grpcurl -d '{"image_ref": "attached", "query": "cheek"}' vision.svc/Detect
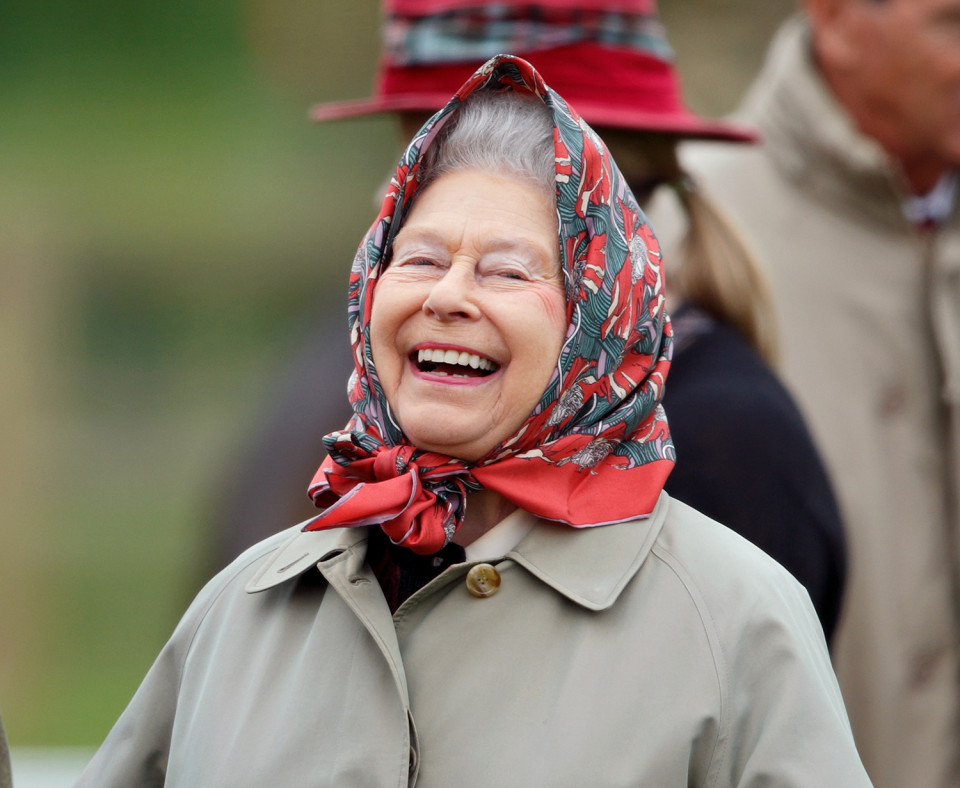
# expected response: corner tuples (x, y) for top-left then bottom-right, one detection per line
(506, 286), (567, 402)
(533, 287), (569, 347)
(368, 297), (399, 380)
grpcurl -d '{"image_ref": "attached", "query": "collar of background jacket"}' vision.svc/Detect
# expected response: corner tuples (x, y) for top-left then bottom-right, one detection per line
(737, 14), (919, 229)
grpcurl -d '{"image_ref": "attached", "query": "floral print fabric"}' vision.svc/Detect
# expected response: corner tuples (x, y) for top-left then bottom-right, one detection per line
(306, 54), (674, 554)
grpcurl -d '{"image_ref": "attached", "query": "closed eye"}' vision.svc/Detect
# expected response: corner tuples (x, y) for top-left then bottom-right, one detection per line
(480, 260), (532, 281)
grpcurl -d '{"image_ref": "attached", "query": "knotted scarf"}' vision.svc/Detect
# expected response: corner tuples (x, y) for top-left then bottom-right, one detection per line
(306, 54), (675, 554)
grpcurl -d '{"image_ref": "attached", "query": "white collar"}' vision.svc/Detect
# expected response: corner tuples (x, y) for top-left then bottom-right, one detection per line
(902, 173), (959, 226)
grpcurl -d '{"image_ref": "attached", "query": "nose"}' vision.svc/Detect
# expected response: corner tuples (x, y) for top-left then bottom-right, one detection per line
(422, 262), (481, 321)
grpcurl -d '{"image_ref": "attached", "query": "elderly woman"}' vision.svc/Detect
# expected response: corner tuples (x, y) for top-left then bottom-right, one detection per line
(79, 56), (869, 786)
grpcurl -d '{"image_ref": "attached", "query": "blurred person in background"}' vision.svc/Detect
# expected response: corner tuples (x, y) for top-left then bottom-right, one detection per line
(78, 55), (870, 785)
(211, 0), (848, 642)
(667, 0), (960, 784)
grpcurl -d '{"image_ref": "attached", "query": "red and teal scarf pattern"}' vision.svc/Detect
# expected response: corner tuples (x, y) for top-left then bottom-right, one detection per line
(306, 55), (674, 554)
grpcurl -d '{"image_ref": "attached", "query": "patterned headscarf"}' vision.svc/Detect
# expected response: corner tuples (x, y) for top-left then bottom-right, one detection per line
(306, 55), (674, 554)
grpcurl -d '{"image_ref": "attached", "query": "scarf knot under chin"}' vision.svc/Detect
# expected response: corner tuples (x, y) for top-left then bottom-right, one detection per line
(310, 431), (476, 555)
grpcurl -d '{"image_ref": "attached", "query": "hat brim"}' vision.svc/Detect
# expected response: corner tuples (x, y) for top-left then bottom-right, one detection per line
(311, 43), (759, 144)
(310, 92), (757, 144)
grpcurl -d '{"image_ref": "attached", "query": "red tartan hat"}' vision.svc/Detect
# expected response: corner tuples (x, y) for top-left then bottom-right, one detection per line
(310, 0), (756, 142)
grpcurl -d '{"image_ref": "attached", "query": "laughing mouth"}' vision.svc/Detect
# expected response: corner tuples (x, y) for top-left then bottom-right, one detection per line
(414, 347), (498, 378)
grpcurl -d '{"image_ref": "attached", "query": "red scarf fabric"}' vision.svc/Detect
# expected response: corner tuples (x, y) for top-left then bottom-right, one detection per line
(306, 55), (675, 554)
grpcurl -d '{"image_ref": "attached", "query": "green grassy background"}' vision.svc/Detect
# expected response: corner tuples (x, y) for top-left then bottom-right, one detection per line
(0, 0), (793, 746)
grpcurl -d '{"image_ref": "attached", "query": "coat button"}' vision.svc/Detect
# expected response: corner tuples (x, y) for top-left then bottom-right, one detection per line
(877, 384), (908, 418)
(466, 563), (501, 598)
(910, 649), (943, 687)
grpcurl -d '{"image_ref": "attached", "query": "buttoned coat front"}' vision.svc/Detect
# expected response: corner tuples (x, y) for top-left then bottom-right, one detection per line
(78, 494), (869, 786)
(670, 16), (960, 788)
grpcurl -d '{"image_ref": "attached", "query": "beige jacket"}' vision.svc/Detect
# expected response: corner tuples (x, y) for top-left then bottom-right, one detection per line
(676, 16), (960, 788)
(78, 494), (869, 786)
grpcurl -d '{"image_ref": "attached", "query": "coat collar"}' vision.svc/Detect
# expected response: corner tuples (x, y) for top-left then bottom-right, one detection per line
(244, 516), (366, 593)
(505, 493), (668, 610)
(246, 493), (670, 611)
(739, 14), (915, 228)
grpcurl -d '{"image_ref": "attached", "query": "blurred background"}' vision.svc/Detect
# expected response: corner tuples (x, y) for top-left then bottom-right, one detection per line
(0, 0), (794, 761)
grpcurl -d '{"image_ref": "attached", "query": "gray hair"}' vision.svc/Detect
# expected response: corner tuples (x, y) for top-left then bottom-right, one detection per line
(418, 89), (556, 198)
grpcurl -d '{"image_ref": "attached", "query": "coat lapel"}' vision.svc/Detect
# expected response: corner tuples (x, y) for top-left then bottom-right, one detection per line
(507, 491), (669, 611)
(244, 518), (366, 593)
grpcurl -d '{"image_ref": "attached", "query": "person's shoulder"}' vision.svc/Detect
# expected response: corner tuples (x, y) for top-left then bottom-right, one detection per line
(669, 321), (807, 439)
(655, 495), (790, 571)
(671, 315), (769, 385)
(646, 501), (865, 785)
(638, 497), (834, 713)
(211, 525), (302, 584)
(178, 525), (307, 631)
(651, 496), (819, 631)
(680, 138), (763, 180)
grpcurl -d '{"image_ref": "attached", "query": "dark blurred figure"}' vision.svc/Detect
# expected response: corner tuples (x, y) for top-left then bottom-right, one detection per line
(672, 1), (960, 785)
(211, 0), (846, 640)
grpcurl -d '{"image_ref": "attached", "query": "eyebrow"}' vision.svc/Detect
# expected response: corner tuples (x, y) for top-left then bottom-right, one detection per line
(392, 227), (555, 263)
(391, 228), (446, 254)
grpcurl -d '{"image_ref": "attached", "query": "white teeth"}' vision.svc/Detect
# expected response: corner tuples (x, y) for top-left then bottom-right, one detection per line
(416, 348), (495, 372)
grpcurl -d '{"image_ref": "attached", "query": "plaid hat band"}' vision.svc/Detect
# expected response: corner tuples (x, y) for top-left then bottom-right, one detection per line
(385, 5), (673, 67)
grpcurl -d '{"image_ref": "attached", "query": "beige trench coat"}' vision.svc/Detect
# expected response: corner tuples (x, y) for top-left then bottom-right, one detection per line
(671, 16), (960, 788)
(78, 494), (869, 786)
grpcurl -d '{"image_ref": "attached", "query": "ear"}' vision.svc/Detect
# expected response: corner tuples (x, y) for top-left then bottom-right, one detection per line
(803, 0), (863, 71)
(804, 0), (845, 28)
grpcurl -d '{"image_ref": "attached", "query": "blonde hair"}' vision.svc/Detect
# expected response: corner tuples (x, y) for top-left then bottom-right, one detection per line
(674, 176), (779, 365)
(600, 129), (778, 365)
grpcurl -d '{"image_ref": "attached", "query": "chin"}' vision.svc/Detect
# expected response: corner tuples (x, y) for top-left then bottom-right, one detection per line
(430, 441), (488, 462)
(403, 429), (487, 462)
(398, 405), (499, 461)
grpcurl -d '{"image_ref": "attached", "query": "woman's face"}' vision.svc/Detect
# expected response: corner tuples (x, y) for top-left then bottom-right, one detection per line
(370, 169), (567, 461)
